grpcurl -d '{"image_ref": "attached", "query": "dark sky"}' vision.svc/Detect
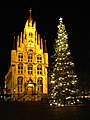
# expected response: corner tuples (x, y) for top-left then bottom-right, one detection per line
(0, 3), (90, 82)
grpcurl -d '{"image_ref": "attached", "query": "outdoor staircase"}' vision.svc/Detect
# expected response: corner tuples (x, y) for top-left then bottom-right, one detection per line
(15, 90), (43, 102)
(15, 90), (27, 101)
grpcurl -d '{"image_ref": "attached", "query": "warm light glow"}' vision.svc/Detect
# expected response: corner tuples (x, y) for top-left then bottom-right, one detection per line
(4, 9), (49, 102)
(27, 83), (34, 87)
(49, 17), (80, 106)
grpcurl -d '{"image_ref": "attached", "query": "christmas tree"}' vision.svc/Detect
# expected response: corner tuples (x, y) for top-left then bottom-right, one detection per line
(48, 17), (81, 106)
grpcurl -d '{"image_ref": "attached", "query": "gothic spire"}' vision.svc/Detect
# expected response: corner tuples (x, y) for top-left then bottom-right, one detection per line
(13, 32), (16, 49)
(28, 8), (32, 25)
(43, 39), (47, 53)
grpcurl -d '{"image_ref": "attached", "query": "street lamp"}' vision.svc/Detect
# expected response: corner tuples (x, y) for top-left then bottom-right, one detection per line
(14, 88), (15, 101)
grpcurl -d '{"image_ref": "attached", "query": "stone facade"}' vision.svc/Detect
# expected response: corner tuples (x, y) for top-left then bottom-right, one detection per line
(4, 9), (48, 101)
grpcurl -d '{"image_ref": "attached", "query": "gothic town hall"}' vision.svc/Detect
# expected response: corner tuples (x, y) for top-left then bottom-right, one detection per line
(4, 9), (48, 101)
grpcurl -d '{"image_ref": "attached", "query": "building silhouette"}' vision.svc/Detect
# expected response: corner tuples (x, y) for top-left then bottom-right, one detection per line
(4, 9), (48, 101)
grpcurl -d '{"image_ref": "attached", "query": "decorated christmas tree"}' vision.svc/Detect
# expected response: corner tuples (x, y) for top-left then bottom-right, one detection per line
(48, 17), (81, 106)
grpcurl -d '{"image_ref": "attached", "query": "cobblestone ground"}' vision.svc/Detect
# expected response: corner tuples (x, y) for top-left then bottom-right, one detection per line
(0, 101), (57, 120)
(0, 101), (90, 120)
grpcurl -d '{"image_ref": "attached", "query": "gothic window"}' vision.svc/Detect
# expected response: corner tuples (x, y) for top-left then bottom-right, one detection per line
(17, 77), (23, 93)
(28, 64), (33, 74)
(18, 84), (22, 92)
(37, 55), (42, 63)
(29, 32), (33, 37)
(37, 64), (42, 74)
(28, 54), (32, 62)
(37, 77), (43, 92)
(29, 49), (33, 53)
(18, 53), (23, 62)
(18, 63), (23, 74)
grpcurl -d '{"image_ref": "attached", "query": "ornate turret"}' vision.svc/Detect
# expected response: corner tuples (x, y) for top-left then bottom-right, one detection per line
(43, 37), (48, 68)
(17, 35), (19, 48)
(20, 32), (22, 47)
(13, 32), (16, 49)
(43, 39), (47, 53)
(38, 34), (40, 48)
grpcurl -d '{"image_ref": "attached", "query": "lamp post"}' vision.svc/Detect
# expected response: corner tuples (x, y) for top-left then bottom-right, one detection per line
(14, 88), (15, 101)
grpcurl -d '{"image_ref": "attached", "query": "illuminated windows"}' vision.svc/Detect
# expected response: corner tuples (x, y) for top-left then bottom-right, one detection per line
(37, 65), (42, 74)
(37, 77), (43, 92)
(18, 53), (23, 62)
(18, 63), (23, 74)
(29, 32), (33, 37)
(37, 55), (42, 63)
(28, 54), (32, 62)
(17, 77), (23, 93)
(28, 64), (33, 74)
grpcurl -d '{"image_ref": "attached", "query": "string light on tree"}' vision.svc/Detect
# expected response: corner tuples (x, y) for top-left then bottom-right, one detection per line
(48, 17), (81, 106)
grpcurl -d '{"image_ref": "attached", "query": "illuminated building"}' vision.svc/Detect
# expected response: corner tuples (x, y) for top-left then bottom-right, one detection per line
(4, 9), (48, 101)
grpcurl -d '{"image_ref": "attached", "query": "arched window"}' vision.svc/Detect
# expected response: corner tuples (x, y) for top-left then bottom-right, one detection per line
(17, 76), (23, 93)
(29, 49), (33, 53)
(29, 32), (33, 37)
(37, 77), (43, 92)
(37, 65), (42, 74)
(28, 64), (33, 74)
(37, 55), (42, 63)
(28, 54), (33, 62)
(18, 53), (23, 62)
(18, 63), (23, 74)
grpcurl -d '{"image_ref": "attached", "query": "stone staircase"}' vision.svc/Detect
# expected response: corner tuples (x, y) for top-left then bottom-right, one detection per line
(15, 90), (43, 102)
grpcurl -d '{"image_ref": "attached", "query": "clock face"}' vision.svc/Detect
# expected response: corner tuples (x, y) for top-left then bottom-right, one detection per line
(28, 40), (34, 47)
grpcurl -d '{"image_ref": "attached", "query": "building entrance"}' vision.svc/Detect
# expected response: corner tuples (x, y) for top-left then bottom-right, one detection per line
(27, 83), (34, 95)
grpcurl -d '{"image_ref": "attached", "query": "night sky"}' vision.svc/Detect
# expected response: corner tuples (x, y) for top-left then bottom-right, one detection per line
(0, 3), (90, 84)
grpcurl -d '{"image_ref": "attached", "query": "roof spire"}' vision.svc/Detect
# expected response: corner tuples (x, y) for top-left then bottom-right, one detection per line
(28, 8), (32, 24)
(13, 32), (16, 49)
(43, 38), (47, 53)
